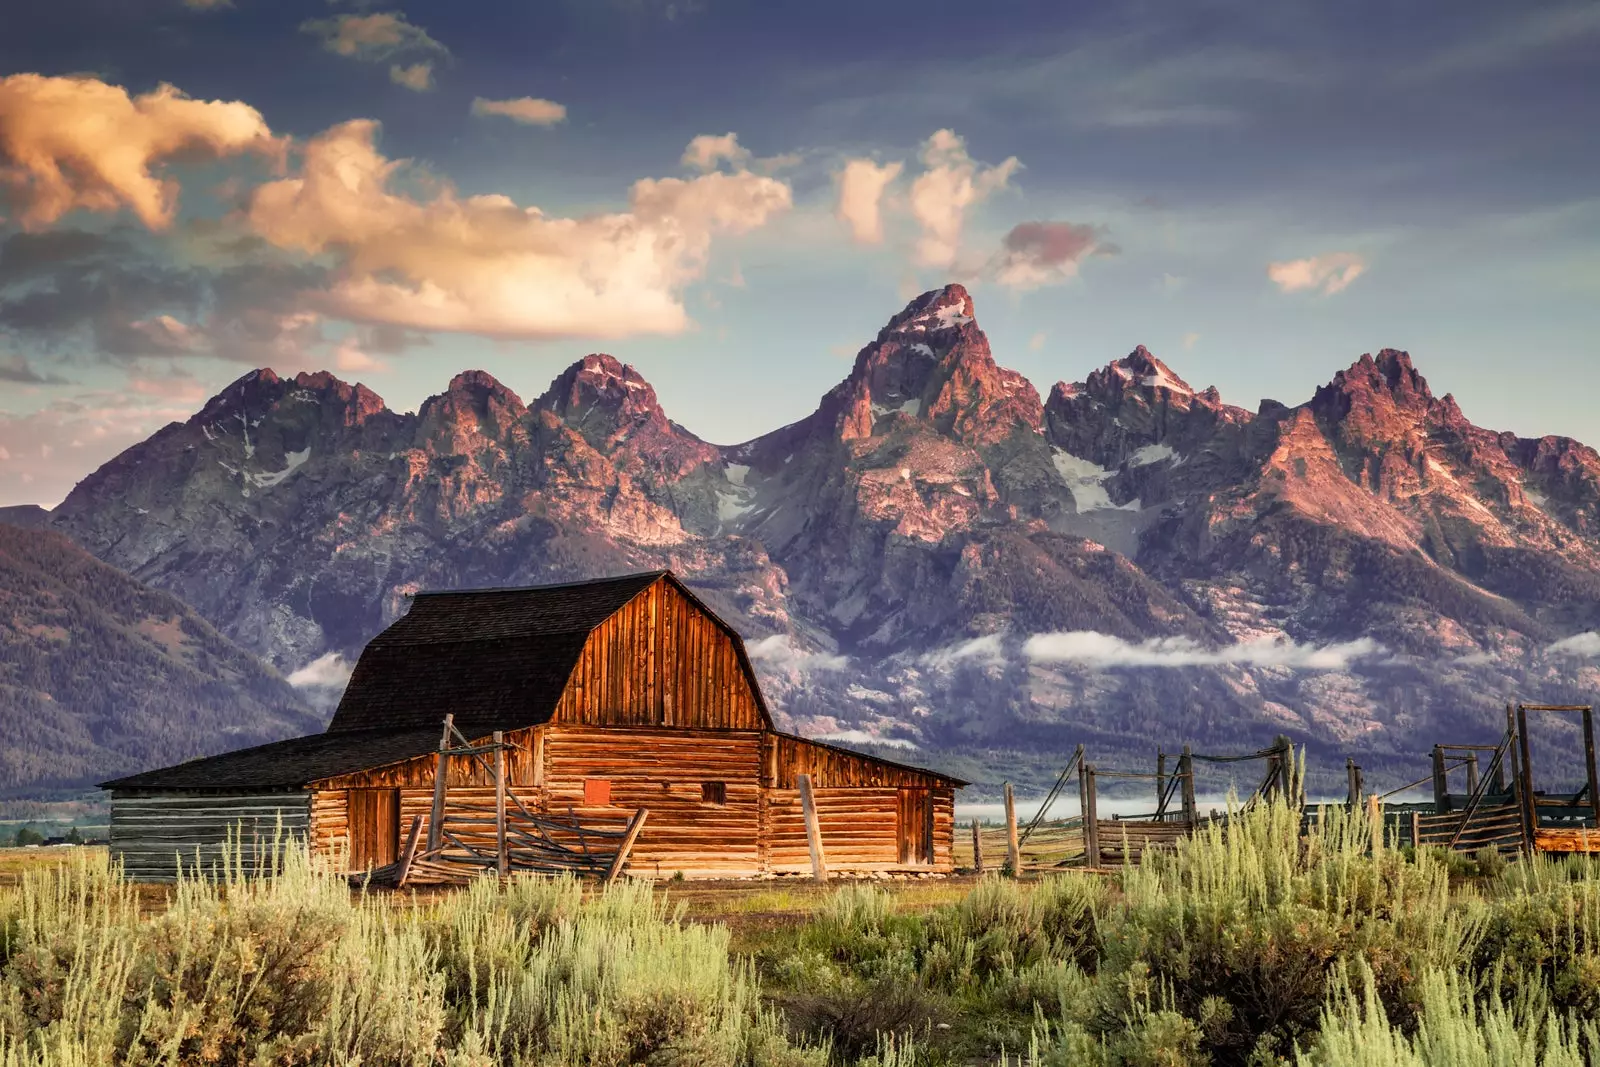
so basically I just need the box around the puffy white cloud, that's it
[1548,633,1600,658]
[0,74,282,231]
[990,220,1115,290]
[1267,252,1366,295]
[300,12,448,63]
[746,634,849,675]
[682,132,751,173]
[286,652,355,690]
[813,729,918,751]
[389,63,434,92]
[247,120,791,339]
[834,158,903,244]
[471,96,566,126]
[919,633,1007,671]
[909,129,1020,269]
[1022,630,1382,670]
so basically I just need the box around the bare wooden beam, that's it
[1180,746,1197,825]
[1155,751,1168,821]
[1409,810,1420,852]
[1432,745,1448,813]
[427,714,453,852]
[604,808,650,887]
[971,818,984,874]
[1347,758,1361,809]
[1585,708,1599,829]
[1367,793,1383,854]
[395,815,423,889]
[1083,764,1101,868]
[1004,782,1021,877]
[1517,704,1537,844]
[493,730,508,879]
[797,773,828,884]
[1466,753,1480,797]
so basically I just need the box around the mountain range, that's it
[0,523,319,798]
[20,283,1600,795]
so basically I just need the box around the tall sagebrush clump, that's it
[0,842,825,1067]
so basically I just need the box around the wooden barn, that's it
[101,571,964,882]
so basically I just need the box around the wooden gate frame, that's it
[358,715,649,888]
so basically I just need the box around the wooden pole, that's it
[1346,758,1360,809]
[1004,782,1021,877]
[493,730,508,879]
[1367,793,1383,854]
[1180,746,1197,825]
[971,818,984,874]
[395,815,423,889]
[797,774,828,884]
[604,808,650,886]
[1083,765,1101,868]
[1517,704,1538,841]
[1432,744,1448,812]
[426,714,454,852]
[1466,753,1481,798]
[1584,708,1599,826]
[1409,810,1421,852]
[1276,737,1293,800]
[1155,751,1168,821]
[1507,704,1531,855]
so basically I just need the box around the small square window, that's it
[584,779,611,805]
[701,781,727,805]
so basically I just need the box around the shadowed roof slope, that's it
[326,571,669,735]
[100,727,443,791]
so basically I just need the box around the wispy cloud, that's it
[919,633,1007,671]
[472,96,567,126]
[1548,632,1600,658]
[1267,252,1366,295]
[747,634,849,675]
[389,63,434,92]
[1022,631,1382,670]
[286,652,355,690]
[833,158,903,244]
[990,220,1116,290]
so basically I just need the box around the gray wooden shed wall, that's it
[109,792,311,882]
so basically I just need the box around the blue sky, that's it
[0,0,1596,506]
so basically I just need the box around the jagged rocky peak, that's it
[825,283,1040,444]
[1309,349,1465,445]
[416,370,528,451]
[538,353,663,424]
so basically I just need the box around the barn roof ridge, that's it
[408,569,670,599]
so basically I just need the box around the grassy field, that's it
[4,806,1600,1065]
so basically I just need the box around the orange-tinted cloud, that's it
[470,96,567,126]
[1267,252,1367,295]
[246,120,792,339]
[0,74,282,231]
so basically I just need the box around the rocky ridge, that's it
[41,285,1600,790]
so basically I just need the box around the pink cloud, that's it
[0,391,202,507]
[1267,252,1367,295]
[471,96,566,125]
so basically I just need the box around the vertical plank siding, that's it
[109,792,311,882]
[551,579,767,730]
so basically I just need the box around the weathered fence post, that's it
[1275,736,1293,800]
[971,818,984,874]
[1179,746,1197,825]
[395,815,423,889]
[1409,810,1421,852]
[426,714,454,852]
[797,773,828,884]
[493,730,508,878]
[1517,704,1538,849]
[1432,745,1449,812]
[1346,758,1361,809]
[1155,750,1168,821]
[1367,793,1384,855]
[1004,782,1021,876]
[1585,707,1600,825]
[605,807,649,887]
[1083,764,1101,868]
[1466,753,1480,798]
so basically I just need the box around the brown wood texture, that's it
[348,788,400,870]
[1532,828,1600,853]
[540,725,764,877]
[110,792,311,882]
[769,733,955,789]
[548,578,768,731]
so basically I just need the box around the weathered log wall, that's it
[109,792,310,882]
[540,725,765,877]
[550,578,767,731]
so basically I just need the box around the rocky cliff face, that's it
[44,286,1600,790]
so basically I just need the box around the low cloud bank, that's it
[1548,633,1600,658]
[286,652,355,690]
[1022,631,1382,670]
[747,635,849,675]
